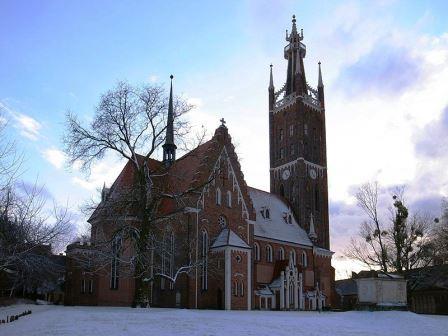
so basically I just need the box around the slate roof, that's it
[247,187,312,246]
[211,229,251,249]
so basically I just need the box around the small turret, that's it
[309,213,317,241]
[268,64,275,111]
[317,61,325,108]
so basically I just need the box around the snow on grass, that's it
[1,305,448,336]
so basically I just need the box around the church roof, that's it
[211,228,251,250]
[247,187,312,247]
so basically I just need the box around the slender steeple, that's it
[285,15,306,95]
[268,64,275,111]
[162,75,177,167]
[317,62,325,107]
[269,64,274,90]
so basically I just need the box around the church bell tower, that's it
[268,16,329,249]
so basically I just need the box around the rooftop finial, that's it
[269,64,274,90]
[291,14,297,34]
[220,118,226,127]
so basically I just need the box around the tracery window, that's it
[218,215,227,229]
[110,235,121,290]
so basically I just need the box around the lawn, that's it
[1,304,447,336]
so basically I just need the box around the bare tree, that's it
[62,80,208,306]
[346,182,436,273]
[347,182,389,272]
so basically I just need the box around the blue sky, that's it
[1,0,448,278]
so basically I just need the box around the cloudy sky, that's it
[1,0,447,278]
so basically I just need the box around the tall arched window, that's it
[278,247,285,260]
[201,230,208,291]
[227,190,232,208]
[289,249,296,264]
[110,235,122,290]
[254,242,260,261]
[169,232,175,289]
[266,244,273,263]
[240,280,244,297]
[216,188,221,205]
[280,184,285,197]
[302,251,308,268]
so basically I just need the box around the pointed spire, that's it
[291,15,297,34]
[318,61,323,88]
[163,75,177,167]
[166,75,174,145]
[269,64,274,90]
[309,213,317,240]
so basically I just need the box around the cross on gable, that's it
[220,118,226,126]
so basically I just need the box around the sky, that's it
[1,0,448,279]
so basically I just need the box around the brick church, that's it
[65,16,335,310]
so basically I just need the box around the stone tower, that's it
[268,15,329,249]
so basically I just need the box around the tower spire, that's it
[317,62,325,107]
[162,75,177,167]
[318,61,323,88]
[269,64,274,90]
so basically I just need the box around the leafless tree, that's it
[62,80,217,306]
[346,182,436,273]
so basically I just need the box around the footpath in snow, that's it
[1,304,448,336]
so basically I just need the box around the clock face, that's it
[309,168,317,179]
[282,169,291,180]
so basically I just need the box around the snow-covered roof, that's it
[247,187,312,247]
[211,229,250,249]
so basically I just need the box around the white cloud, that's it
[42,147,66,169]
[71,156,124,191]
[0,100,42,141]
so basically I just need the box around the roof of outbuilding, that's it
[247,187,312,246]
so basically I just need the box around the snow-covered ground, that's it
[1,304,448,336]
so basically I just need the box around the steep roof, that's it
[211,229,251,249]
[247,187,312,246]
[405,264,448,291]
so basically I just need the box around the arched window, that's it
[240,280,244,297]
[289,249,296,265]
[227,190,232,208]
[233,280,238,296]
[254,242,260,261]
[280,185,285,197]
[110,235,122,290]
[265,209,270,219]
[169,232,175,289]
[201,230,208,291]
[302,251,308,268]
[216,188,221,205]
[266,244,273,263]
[278,247,285,260]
